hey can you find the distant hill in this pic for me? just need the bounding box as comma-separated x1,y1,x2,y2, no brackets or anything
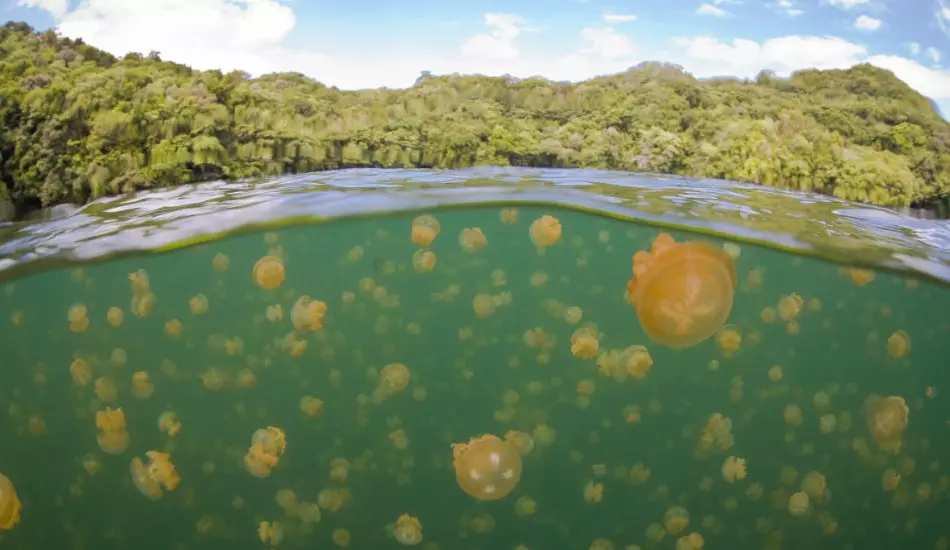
1,22,948,214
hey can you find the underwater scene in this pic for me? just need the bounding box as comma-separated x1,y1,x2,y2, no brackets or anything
0,168,949,550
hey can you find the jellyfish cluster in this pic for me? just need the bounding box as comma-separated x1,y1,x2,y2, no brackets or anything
0,205,943,550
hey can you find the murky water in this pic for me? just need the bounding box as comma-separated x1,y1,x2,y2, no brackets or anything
0,168,948,550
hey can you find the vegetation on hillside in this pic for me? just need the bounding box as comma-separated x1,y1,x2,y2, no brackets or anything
1,22,949,213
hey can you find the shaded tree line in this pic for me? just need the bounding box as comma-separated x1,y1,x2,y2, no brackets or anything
1,21,949,214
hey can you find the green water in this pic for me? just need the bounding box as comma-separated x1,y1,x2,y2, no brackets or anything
1,200,948,550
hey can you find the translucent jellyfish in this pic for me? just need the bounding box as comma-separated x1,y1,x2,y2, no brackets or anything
584,481,604,503
412,249,437,273
107,306,124,327
721,456,747,483
131,371,154,399
788,492,810,516
158,411,182,437
459,227,488,253
504,430,535,456
212,253,230,271
0,472,22,530
624,345,653,379
244,427,287,478
515,496,537,516
715,325,742,356
129,269,150,294
393,514,423,546
266,304,284,322
777,293,803,322
865,395,909,453
291,295,328,332
189,294,209,315
275,489,299,514
886,330,911,359
70,358,92,387
529,215,562,248
677,533,705,550
626,233,737,349
664,506,690,534
67,303,89,333
411,215,440,247
500,208,519,224
801,471,827,500
881,469,901,491
297,502,321,523
130,457,163,500
452,434,523,500
473,294,495,318
375,363,410,400
131,291,157,319
332,528,351,547
164,319,183,340
768,365,783,383
299,396,324,417
570,327,600,359
252,256,286,290
259,521,285,547
783,405,803,426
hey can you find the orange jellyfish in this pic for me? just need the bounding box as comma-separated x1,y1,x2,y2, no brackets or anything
626,233,737,349
452,434,523,501
0,472,21,530
865,395,909,453
393,514,423,546
253,256,286,290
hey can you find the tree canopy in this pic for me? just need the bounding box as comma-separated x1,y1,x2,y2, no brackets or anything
1,22,948,213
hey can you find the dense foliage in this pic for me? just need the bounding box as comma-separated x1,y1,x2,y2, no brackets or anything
2,22,949,212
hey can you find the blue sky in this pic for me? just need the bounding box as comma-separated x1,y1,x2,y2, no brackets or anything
5,0,950,115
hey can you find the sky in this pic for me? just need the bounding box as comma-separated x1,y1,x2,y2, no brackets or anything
4,0,950,117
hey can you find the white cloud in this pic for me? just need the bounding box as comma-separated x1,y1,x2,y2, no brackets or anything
825,0,870,8
603,12,637,23
776,0,804,16
579,27,635,58
866,55,950,99
460,13,526,59
909,42,921,55
925,46,943,63
697,3,728,16
854,15,882,31
939,0,950,37
16,0,67,17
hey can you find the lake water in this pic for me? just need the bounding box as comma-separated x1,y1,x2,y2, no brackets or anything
0,167,948,550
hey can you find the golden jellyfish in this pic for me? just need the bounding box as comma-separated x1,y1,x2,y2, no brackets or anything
571,327,600,359
504,430,535,456
0,472,21,530
882,469,901,491
299,396,324,417
721,456,747,482
473,293,495,318
529,215,562,248
865,395,909,453
677,533,705,550
788,491,810,516
452,434,523,501
459,227,488,253
266,304,284,322
664,506,690,534
259,521,285,547
500,207,518,224
212,253,230,271
164,319,183,340
129,269,150,294
801,471,827,500
107,306,124,327
332,528,352,547
291,295,327,332
412,249,437,273
393,514,423,546
626,233,737,349
70,358,92,387
624,345,653,379
377,363,410,398
158,411,182,437
411,215,440,247
130,291,156,319
298,502,321,524
777,293,803,322
886,330,911,359
95,407,129,454
515,496,537,516
245,427,287,478
583,481,604,503
848,268,875,286
67,303,89,333
252,255,286,290
189,294,209,315
131,371,154,399
130,457,163,500
715,325,742,356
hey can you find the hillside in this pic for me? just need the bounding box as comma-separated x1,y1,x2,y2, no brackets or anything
1,22,949,214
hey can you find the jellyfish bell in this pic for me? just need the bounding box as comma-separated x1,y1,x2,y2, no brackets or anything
130,457,163,500
0,472,21,530
626,233,737,349
452,434,523,501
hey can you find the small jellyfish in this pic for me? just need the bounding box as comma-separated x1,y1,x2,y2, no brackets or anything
212,253,230,271
259,520,285,547
291,295,328,332
529,215,562,248
583,481,604,503
107,307,124,327
130,457,164,500
393,514,423,546
459,227,488,253
515,496,537,516
158,411,181,437
332,527,352,547
626,233,737,349
70,358,92,387
189,294,210,315
865,395,909,453
411,215,440,247
721,456,747,483
788,491,810,516
376,363,410,399
0,472,21,530
664,506,689,534
131,371,154,399
452,434,523,501
253,256,286,290
886,330,911,359
500,208,519,224
131,291,157,318
412,249,437,273
299,396,324,417
164,319,183,340
570,326,600,359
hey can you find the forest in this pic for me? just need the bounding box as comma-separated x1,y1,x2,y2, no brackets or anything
1,21,949,215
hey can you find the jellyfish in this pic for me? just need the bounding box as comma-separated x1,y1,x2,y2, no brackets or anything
393,514,423,546
291,295,327,332
721,456,747,483
375,363,410,400
529,215,562,248
412,250,437,273
130,457,164,500
259,521,285,547
459,227,488,253
452,434,523,501
865,395,909,453
411,215,440,247
626,233,737,349
158,411,182,437
253,256,286,290
0,472,21,530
